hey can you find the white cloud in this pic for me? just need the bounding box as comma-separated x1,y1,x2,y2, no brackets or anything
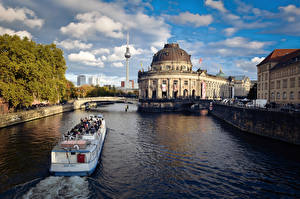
210,37,268,50
166,12,213,27
205,0,227,13
279,5,300,15
0,26,32,39
68,51,104,67
92,48,110,55
223,27,237,36
55,39,93,50
112,62,124,68
251,57,265,64
234,56,265,77
150,46,158,54
61,12,123,39
0,3,44,28
101,55,107,61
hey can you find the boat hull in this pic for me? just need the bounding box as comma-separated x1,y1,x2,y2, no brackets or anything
50,124,106,176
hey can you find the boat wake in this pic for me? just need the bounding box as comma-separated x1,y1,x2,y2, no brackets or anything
22,176,90,199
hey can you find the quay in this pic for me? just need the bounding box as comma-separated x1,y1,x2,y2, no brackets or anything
0,97,136,128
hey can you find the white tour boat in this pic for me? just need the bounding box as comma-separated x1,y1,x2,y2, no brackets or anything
50,114,107,176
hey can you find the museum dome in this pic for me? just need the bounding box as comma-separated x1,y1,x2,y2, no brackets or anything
151,43,192,71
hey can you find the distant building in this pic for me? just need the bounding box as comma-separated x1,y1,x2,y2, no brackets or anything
121,80,134,88
257,49,300,104
77,75,86,86
232,76,251,98
88,76,101,86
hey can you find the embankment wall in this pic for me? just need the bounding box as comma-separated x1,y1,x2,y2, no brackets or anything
210,103,300,145
0,104,74,128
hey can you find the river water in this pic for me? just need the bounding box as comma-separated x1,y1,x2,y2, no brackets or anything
0,103,299,198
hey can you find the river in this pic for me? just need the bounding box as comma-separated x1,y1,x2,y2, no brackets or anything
0,103,299,198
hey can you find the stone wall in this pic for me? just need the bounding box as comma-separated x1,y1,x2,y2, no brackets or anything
0,104,74,128
210,103,300,145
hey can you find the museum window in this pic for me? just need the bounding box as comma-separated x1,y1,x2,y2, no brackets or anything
162,80,167,84
283,79,287,88
290,92,294,100
258,93,260,99
271,92,275,100
265,73,268,80
265,82,268,90
184,80,188,85
283,92,287,100
258,75,261,82
173,80,178,85
258,83,260,91
290,78,295,88
153,80,157,86
276,80,281,89
276,92,280,100
270,81,274,89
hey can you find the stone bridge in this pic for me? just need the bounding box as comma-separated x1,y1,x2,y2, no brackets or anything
73,97,138,109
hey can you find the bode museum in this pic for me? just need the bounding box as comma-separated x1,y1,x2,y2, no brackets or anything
138,43,250,109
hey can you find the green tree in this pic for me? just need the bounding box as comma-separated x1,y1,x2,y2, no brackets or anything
0,34,68,109
247,83,257,100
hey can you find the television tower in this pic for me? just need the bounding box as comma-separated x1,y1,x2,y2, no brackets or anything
124,32,131,88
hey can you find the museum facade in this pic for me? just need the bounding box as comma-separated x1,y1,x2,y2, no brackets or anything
138,43,249,101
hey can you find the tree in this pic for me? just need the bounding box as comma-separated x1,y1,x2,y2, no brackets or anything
0,34,68,109
247,83,257,100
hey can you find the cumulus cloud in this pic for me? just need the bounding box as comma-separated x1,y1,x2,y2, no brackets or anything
0,3,44,28
209,37,269,50
0,26,32,39
55,39,93,50
205,0,227,13
68,51,104,67
223,27,237,36
61,12,123,39
92,48,110,55
112,62,124,68
234,56,265,78
166,12,213,27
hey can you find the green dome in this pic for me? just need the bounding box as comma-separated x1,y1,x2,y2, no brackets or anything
216,69,226,77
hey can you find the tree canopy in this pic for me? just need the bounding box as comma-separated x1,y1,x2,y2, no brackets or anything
0,34,68,108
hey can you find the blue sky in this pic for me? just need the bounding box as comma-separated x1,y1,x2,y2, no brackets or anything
0,0,299,85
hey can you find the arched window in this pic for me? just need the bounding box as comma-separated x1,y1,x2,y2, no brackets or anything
276,92,280,99
271,92,274,100
283,92,287,99
290,92,294,100
183,89,188,98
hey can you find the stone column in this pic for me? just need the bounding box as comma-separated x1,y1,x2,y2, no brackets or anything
179,78,182,97
157,78,162,99
148,79,152,99
168,78,171,98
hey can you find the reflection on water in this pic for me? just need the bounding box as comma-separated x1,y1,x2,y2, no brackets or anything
0,103,299,198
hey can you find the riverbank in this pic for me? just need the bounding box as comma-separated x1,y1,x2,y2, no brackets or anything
210,103,300,145
0,104,74,128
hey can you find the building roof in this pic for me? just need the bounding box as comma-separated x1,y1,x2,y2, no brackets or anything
270,49,300,71
233,75,246,81
257,49,298,66
216,69,226,77
151,43,192,66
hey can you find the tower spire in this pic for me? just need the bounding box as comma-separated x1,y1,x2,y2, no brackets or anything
124,31,131,88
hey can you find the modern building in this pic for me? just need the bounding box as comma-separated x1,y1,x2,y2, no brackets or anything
121,80,134,88
77,75,86,86
138,43,238,100
88,76,101,86
257,49,300,104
